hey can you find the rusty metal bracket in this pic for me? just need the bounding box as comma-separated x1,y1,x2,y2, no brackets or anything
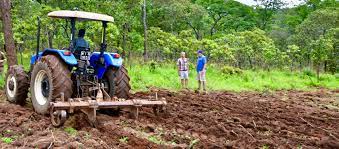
101,86,111,101
50,105,67,127
68,98,75,113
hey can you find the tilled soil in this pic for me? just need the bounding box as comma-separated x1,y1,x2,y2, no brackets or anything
0,89,338,148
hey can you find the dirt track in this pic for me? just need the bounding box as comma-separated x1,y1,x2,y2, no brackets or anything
0,89,338,148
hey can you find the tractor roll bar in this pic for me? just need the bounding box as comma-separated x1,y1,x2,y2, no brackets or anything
100,21,108,56
35,17,41,62
70,18,76,52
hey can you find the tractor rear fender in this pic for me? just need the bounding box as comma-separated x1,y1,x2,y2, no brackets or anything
30,49,78,66
89,52,123,79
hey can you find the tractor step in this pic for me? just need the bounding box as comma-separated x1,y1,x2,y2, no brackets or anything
50,98,167,127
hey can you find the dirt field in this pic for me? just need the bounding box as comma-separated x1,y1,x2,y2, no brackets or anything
0,89,338,149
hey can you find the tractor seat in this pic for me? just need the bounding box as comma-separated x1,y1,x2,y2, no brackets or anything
73,38,89,59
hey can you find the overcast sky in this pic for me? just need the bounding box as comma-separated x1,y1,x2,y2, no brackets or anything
234,0,305,8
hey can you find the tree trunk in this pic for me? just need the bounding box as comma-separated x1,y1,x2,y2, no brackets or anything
248,55,253,69
121,23,127,58
316,63,320,81
187,21,201,40
0,0,17,66
209,14,225,36
47,29,53,49
142,0,148,62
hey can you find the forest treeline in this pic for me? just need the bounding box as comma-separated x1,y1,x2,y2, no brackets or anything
0,0,338,74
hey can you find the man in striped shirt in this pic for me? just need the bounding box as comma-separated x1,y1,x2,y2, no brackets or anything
177,52,189,89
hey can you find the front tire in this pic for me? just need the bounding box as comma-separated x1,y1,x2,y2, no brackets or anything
5,65,29,105
30,55,73,114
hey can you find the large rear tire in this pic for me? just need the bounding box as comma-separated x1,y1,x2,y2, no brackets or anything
101,66,130,115
104,65,131,99
5,65,29,105
114,66,131,99
30,55,73,114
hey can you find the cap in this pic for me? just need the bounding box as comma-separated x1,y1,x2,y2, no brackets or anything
197,50,203,54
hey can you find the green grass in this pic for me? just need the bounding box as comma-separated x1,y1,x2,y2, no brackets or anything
64,127,77,136
0,52,338,92
189,139,200,148
127,63,338,92
1,137,13,144
147,135,163,144
119,136,129,143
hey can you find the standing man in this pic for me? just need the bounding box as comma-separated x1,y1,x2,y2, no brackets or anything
177,52,189,89
196,50,207,93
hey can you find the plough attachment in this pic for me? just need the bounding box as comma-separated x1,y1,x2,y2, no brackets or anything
49,92,167,127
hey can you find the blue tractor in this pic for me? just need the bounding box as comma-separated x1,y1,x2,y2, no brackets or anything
5,10,166,126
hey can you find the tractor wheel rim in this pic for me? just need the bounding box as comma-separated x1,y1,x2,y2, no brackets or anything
34,70,49,105
6,75,17,98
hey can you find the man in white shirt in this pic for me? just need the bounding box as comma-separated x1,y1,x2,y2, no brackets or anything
177,52,189,89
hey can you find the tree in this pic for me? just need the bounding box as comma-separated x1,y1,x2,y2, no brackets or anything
142,0,148,62
294,8,338,67
310,36,332,80
286,44,302,70
255,0,285,30
167,0,209,40
197,0,256,36
196,0,228,36
148,27,180,60
323,28,338,74
0,0,17,66
295,8,338,42
230,29,279,69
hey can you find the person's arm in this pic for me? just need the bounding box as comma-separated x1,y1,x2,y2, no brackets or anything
203,57,207,70
187,58,189,73
86,41,90,49
177,59,181,75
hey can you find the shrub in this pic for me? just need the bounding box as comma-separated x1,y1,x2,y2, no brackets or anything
148,60,158,73
221,66,243,75
302,68,315,77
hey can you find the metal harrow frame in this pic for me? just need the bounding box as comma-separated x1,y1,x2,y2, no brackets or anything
49,92,167,127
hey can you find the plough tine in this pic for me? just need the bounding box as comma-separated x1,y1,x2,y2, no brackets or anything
81,108,98,127
129,106,139,119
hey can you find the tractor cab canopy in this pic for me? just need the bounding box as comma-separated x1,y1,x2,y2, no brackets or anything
46,10,114,56
47,10,114,22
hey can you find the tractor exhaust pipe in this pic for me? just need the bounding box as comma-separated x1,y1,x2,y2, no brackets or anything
35,17,41,62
